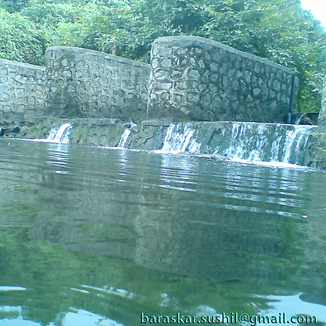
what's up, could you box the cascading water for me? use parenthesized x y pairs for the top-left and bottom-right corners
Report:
(46, 123), (72, 144)
(223, 123), (313, 165)
(282, 125), (312, 164)
(117, 129), (131, 148)
(156, 123), (201, 154)
(156, 122), (314, 166)
(30, 120), (315, 167)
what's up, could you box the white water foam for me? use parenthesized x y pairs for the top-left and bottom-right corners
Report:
(155, 121), (313, 168)
(282, 125), (312, 164)
(0, 286), (26, 292)
(46, 123), (72, 143)
(156, 123), (201, 154)
(22, 123), (72, 144)
(117, 129), (131, 148)
(224, 123), (313, 166)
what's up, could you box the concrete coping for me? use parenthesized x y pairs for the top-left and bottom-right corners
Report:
(0, 59), (45, 70)
(154, 36), (295, 74)
(46, 46), (150, 68)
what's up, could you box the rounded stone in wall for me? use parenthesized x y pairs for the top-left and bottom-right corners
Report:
(199, 84), (207, 92)
(3, 105), (11, 112)
(175, 81), (187, 91)
(28, 96), (36, 105)
(16, 104), (26, 112)
(188, 69), (200, 80)
(61, 58), (68, 67)
(1, 92), (10, 102)
(57, 79), (64, 86)
(158, 46), (172, 57)
(273, 79), (281, 92)
(62, 70), (72, 78)
(253, 88), (261, 96)
(201, 93), (211, 107)
(212, 95), (222, 108)
(180, 106), (191, 115)
(170, 70), (183, 81)
(187, 92), (200, 104)
(100, 95), (108, 103)
(209, 83), (217, 93)
(254, 63), (261, 74)
(67, 85), (76, 93)
(231, 80), (239, 90)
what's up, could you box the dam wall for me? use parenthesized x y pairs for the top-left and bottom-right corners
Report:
(44, 47), (151, 122)
(0, 59), (46, 125)
(1, 36), (300, 126)
(147, 36), (299, 123)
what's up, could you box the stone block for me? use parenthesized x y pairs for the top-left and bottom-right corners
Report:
(189, 70), (200, 80)
(187, 92), (200, 103)
(1, 92), (10, 102)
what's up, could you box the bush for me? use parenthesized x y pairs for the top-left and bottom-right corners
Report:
(0, 9), (47, 65)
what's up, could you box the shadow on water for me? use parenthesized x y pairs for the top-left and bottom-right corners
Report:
(0, 139), (325, 325)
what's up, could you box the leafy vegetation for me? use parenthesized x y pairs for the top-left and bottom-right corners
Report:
(0, 0), (325, 112)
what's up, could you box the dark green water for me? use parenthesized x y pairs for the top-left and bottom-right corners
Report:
(0, 139), (325, 326)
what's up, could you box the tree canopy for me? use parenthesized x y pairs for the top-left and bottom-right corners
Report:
(0, 0), (325, 113)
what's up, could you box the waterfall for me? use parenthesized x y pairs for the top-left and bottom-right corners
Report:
(117, 129), (131, 148)
(156, 122), (313, 166)
(282, 125), (312, 164)
(157, 123), (201, 154)
(224, 123), (313, 165)
(47, 123), (72, 143)
(28, 120), (314, 167)
(224, 122), (270, 162)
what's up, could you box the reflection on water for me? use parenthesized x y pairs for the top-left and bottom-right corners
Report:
(160, 155), (198, 192)
(256, 293), (326, 325)
(0, 139), (325, 326)
(46, 143), (71, 175)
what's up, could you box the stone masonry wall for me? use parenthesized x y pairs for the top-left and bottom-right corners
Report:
(45, 47), (151, 123)
(0, 59), (46, 125)
(318, 72), (326, 125)
(147, 36), (299, 123)
(1, 38), (299, 127)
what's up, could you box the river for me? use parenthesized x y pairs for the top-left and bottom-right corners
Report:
(0, 138), (325, 325)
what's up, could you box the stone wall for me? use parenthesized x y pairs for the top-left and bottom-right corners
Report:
(45, 47), (151, 123)
(147, 36), (299, 123)
(1, 37), (300, 126)
(318, 72), (326, 125)
(0, 59), (46, 125)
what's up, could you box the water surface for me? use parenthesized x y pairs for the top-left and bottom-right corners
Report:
(0, 139), (325, 325)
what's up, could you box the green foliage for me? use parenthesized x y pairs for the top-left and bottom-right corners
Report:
(0, 0), (325, 111)
(54, 3), (112, 50)
(21, 1), (77, 27)
(0, 0), (29, 13)
(0, 8), (47, 64)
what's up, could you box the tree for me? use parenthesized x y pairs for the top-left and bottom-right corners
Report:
(0, 0), (29, 13)
(0, 8), (47, 65)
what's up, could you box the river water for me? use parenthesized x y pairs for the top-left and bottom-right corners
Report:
(0, 138), (325, 325)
